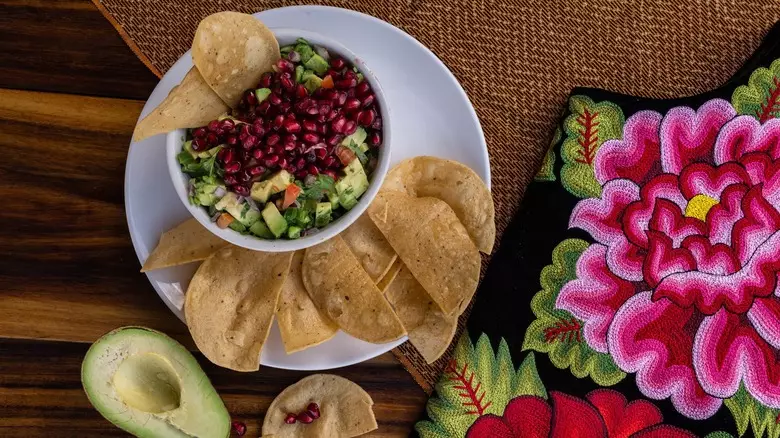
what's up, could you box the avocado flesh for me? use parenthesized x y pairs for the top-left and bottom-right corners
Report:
(82, 327), (230, 438)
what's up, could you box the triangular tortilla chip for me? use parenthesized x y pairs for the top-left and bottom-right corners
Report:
(367, 191), (480, 316)
(276, 251), (338, 354)
(302, 236), (406, 344)
(141, 218), (229, 272)
(386, 265), (457, 363)
(192, 12), (280, 107)
(382, 156), (495, 253)
(132, 67), (229, 142)
(341, 214), (397, 281)
(185, 247), (293, 371)
(262, 374), (376, 438)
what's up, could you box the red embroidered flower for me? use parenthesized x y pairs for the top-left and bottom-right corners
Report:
(466, 389), (694, 438)
(557, 99), (780, 419)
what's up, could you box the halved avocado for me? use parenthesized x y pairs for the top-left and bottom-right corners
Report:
(81, 327), (230, 438)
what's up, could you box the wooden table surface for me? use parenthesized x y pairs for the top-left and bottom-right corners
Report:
(0, 0), (427, 436)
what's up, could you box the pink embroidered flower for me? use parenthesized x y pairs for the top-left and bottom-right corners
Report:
(466, 389), (694, 438)
(557, 99), (780, 419)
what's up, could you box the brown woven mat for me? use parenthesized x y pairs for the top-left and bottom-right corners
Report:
(94, 0), (780, 393)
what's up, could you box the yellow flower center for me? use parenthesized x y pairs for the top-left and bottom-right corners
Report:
(684, 194), (719, 221)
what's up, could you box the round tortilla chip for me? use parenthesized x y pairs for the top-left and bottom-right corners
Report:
(262, 374), (376, 438)
(192, 12), (280, 108)
(367, 191), (481, 316)
(185, 247), (293, 371)
(385, 265), (457, 364)
(132, 67), (229, 142)
(341, 214), (397, 281)
(141, 218), (230, 272)
(276, 251), (339, 354)
(382, 156), (495, 253)
(302, 236), (406, 344)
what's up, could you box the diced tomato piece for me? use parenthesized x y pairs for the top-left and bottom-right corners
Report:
(321, 75), (334, 89)
(281, 184), (302, 210)
(216, 213), (234, 229)
(335, 145), (356, 165)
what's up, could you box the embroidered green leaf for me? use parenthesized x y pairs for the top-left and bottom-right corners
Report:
(732, 58), (780, 123)
(560, 96), (624, 198)
(705, 432), (736, 438)
(725, 384), (780, 438)
(522, 238), (625, 386)
(535, 126), (561, 182)
(415, 334), (546, 438)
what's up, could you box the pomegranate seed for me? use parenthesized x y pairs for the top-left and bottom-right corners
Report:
(252, 148), (264, 160)
(242, 135), (258, 150)
(283, 142), (296, 151)
(330, 57), (346, 70)
(252, 126), (265, 139)
(336, 78), (357, 89)
(317, 124), (329, 136)
(279, 101), (292, 114)
(222, 148), (235, 163)
(226, 135), (238, 146)
(323, 156), (337, 167)
(191, 137), (207, 151)
(260, 72), (273, 88)
(331, 117), (347, 134)
(306, 105), (320, 116)
(284, 120), (301, 133)
(326, 69), (341, 79)
(302, 120), (317, 132)
(263, 155), (279, 167)
(321, 89), (337, 101)
(249, 165), (266, 176)
(356, 81), (371, 97)
(371, 116), (382, 130)
(293, 157), (305, 169)
(322, 169), (338, 179)
(266, 133), (281, 146)
(241, 150), (252, 162)
(318, 102), (333, 115)
(280, 75), (294, 91)
(219, 119), (235, 131)
(302, 132), (320, 144)
(306, 403), (321, 419)
(284, 413), (297, 424)
(216, 148), (227, 161)
(203, 133), (217, 146)
(296, 84), (308, 98)
(193, 127), (207, 138)
(344, 98), (361, 111)
(240, 124), (251, 137)
(295, 170), (308, 179)
(273, 115), (285, 130)
(269, 93), (282, 105)
(234, 184), (250, 197)
(343, 120), (357, 135)
(297, 412), (314, 424)
(307, 164), (320, 175)
(316, 113), (327, 123)
(278, 156), (288, 169)
(224, 161), (241, 174)
(326, 109), (339, 122)
(232, 421), (247, 436)
(264, 146), (277, 155)
(326, 134), (344, 146)
(238, 169), (251, 183)
(223, 175), (238, 185)
(358, 110), (376, 127)
(286, 113), (297, 121)
(276, 58), (294, 73)
(258, 100), (271, 115)
(315, 147), (328, 158)
(336, 92), (348, 106)
(344, 70), (357, 81)
(368, 132), (382, 147)
(246, 90), (258, 106)
(361, 94), (375, 108)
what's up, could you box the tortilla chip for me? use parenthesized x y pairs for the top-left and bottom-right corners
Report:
(302, 236), (406, 344)
(262, 374), (376, 438)
(141, 218), (230, 272)
(367, 191), (480, 316)
(341, 214), (397, 281)
(192, 12), (280, 108)
(383, 156), (495, 253)
(376, 257), (402, 293)
(386, 265), (457, 364)
(276, 251), (339, 354)
(185, 247), (293, 371)
(132, 67), (229, 142)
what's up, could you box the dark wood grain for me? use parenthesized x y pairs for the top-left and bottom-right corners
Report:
(0, 0), (158, 99)
(0, 339), (427, 437)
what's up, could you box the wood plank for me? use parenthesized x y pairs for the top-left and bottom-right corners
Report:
(0, 0), (158, 99)
(0, 339), (427, 437)
(0, 88), (193, 345)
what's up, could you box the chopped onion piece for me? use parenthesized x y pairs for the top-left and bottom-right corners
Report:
(314, 45), (329, 60)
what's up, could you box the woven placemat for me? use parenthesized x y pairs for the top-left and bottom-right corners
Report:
(94, 0), (780, 392)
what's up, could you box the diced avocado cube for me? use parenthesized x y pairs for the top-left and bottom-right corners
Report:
(280, 44), (294, 54)
(228, 221), (246, 232)
(262, 203), (288, 238)
(304, 76), (323, 94)
(301, 70), (317, 82)
(335, 160), (369, 208)
(356, 73), (364, 82)
(327, 191), (340, 209)
(295, 43), (315, 63)
(339, 194), (358, 210)
(294, 66), (305, 83)
(237, 205), (261, 227)
(304, 54), (329, 75)
(358, 142), (369, 153)
(287, 226), (302, 239)
(249, 220), (274, 239)
(255, 88), (272, 102)
(250, 170), (293, 203)
(341, 127), (368, 147)
(315, 202), (332, 227)
(215, 193), (259, 226)
(215, 192), (240, 212)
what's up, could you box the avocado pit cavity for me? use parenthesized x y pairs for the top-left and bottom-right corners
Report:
(112, 352), (183, 413)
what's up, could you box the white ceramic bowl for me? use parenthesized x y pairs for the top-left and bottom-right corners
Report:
(166, 28), (391, 252)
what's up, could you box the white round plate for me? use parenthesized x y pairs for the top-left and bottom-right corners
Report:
(125, 6), (490, 370)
